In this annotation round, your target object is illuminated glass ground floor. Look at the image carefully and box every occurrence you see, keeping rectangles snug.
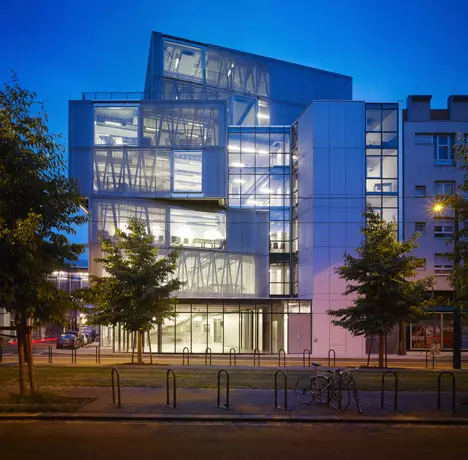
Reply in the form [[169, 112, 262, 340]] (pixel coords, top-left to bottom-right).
[[100, 299, 312, 354]]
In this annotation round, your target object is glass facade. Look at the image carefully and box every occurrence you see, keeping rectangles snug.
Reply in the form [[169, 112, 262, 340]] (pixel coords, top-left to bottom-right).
[[365, 103, 399, 225], [110, 300, 311, 353], [94, 107, 138, 146]]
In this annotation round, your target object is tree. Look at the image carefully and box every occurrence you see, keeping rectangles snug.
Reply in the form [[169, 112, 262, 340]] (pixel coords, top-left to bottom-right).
[[0, 75, 87, 395], [328, 205, 434, 367], [79, 218, 183, 364]]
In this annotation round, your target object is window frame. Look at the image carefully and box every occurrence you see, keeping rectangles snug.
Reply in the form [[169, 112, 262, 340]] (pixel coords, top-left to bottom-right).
[[415, 185, 426, 197], [415, 222, 426, 234], [434, 134, 453, 162], [172, 150, 203, 194], [434, 181, 455, 196]]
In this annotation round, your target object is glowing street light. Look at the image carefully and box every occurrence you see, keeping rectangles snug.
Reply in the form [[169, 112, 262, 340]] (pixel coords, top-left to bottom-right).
[[432, 202, 444, 213]]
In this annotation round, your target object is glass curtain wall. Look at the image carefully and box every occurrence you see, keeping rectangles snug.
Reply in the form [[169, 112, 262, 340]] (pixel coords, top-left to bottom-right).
[[228, 126, 292, 296], [113, 300, 311, 353]]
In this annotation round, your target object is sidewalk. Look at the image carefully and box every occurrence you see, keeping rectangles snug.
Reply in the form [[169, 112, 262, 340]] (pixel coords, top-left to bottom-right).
[[1, 386, 467, 423]]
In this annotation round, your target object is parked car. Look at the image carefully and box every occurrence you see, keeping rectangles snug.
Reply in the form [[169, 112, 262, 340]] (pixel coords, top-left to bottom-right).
[[56, 333, 80, 350]]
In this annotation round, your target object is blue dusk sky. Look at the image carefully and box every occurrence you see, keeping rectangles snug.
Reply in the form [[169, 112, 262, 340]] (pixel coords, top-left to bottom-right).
[[1, 0, 467, 245]]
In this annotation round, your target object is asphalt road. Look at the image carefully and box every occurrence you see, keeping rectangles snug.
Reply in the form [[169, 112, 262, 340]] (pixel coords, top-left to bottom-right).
[[0, 421, 466, 459]]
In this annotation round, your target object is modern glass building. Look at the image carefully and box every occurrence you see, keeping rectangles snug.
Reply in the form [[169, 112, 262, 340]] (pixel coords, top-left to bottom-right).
[[69, 32, 400, 356]]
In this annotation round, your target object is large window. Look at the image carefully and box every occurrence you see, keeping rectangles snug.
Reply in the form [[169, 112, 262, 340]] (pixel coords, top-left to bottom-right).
[[164, 40, 203, 82], [169, 209, 226, 249], [173, 151, 202, 192], [94, 107, 138, 146], [434, 135, 453, 161], [434, 181, 455, 196]]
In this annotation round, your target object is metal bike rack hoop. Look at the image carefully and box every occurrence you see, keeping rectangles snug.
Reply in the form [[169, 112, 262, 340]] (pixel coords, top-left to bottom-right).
[[166, 368, 177, 409], [302, 348, 311, 367], [253, 348, 260, 367], [278, 348, 286, 367], [229, 348, 237, 366], [205, 347, 212, 366], [96, 346, 101, 364], [381, 370, 398, 412], [217, 369, 230, 409], [437, 371, 456, 412], [274, 369, 288, 410], [182, 347, 190, 366], [328, 348, 336, 367], [111, 367, 121, 408], [425, 350, 435, 369]]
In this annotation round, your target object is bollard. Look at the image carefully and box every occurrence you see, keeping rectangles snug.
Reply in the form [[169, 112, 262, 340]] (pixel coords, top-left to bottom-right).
[[166, 368, 176, 409], [302, 348, 311, 367], [48, 346, 53, 364], [229, 348, 237, 366], [96, 346, 101, 364], [182, 347, 190, 366], [425, 350, 435, 369], [278, 348, 286, 367], [205, 347, 212, 366], [111, 367, 121, 408], [274, 369, 288, 410], [328, 349, 336, 367], [253, 348, 260, 367], [437, 371, 456, 412], [381, 370, 398, 412], [217, 369, 230, 409], [71, 348, 77, 364]]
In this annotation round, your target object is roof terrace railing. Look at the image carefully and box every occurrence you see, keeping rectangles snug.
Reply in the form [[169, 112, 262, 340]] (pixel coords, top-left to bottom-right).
[[81, 92, 144, 101]]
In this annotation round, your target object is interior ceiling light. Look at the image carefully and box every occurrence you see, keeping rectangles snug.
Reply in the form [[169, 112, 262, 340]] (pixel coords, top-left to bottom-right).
[[104, 120, 123, 126], [257, 113, 270, 120]]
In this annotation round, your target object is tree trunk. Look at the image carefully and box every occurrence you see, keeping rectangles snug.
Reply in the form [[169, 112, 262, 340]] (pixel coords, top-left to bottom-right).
[[16, 322, 27, 396], [131, 331, 136, 364], [367, 335, 373, 367], [25, 326, 36, 395], [378, 333, 384, 368], [147, 331, 153, 365], [137, 328, 143, 364], [384, 333, 388, 368], [398, 321, 406, 355]]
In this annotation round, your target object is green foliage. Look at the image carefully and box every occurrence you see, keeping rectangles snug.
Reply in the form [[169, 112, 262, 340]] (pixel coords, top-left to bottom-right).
[[0, 74, 87, 324], [79, 217, 183, 333], [328, 205, 434, 337]]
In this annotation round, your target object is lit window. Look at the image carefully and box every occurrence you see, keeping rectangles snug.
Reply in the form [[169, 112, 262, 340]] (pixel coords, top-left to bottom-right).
[[415, 222, 426, 234], [434, 223, 454, 238], [163, 40, 203, 82], [415, 185, 426, 197], [434, 135, 453, 161], [434, 181, 455, 196], [173, 151, 202, 192], [434, 254, 453, 274], [94, 107, 138, 146]]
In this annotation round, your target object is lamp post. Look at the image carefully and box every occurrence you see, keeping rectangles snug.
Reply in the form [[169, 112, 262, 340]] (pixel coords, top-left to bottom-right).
[[433, 199, 462, 369]]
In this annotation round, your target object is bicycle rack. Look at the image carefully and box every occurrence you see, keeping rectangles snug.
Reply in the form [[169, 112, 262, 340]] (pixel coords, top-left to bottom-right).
[[71, 348, 77, 364], [229, 348, 237, 366], [95, 346, 101, 364], [166, 368, 177, 409], [205, 347, 212, 366], [437, 371, 456, 412], [111, 367, 121, 408], [425, 350, 435, 369], [253, 348, 260, 367], [274, 370, 288, 410], [0, 345, 3, 363], [217, 369, 230, 409], [182, 347, 190, 366], [381, 370, 398, 412], [278, 348, 286, 367], [48, 346, 53, 364], [302, 348, 311, 367], [328, 349, 336, 367]]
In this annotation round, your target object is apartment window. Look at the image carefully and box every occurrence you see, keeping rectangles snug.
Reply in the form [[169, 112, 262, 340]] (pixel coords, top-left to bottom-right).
[[434, 135, 453, 161], [415, 185, 426, 197], [415, 222, 426, 234], [434, 222, 454, 238], [416, 259, 426, 270], [434, 254, 453, 274], [434, 181, 455, 196], [173, 151, 202, 192]]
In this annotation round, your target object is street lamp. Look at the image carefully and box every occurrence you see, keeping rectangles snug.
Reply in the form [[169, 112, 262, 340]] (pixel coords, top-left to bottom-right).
[[432, 199, 462, 370]]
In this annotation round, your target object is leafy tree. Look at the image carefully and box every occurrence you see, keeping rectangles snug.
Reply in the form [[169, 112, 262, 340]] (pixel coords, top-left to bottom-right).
[[328, 205, 434, 367], [79, 218, 183, 364], [0, 75, 87, 394]]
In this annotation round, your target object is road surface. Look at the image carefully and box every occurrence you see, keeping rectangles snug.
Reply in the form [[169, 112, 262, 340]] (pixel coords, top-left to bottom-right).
[[0, 421, 466, 459]]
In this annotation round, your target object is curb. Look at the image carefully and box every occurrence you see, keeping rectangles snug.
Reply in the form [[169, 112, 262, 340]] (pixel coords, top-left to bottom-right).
[[1, 412, 468, 425]]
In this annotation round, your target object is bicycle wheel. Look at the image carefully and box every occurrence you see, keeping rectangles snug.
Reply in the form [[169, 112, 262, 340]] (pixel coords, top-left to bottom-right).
[[310, 375, 331, 405], [331, 387, 351, 412], [295, 376, 314, 404]]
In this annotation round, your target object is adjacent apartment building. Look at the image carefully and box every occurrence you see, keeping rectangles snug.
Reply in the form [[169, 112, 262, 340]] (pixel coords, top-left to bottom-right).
[[403, 95, 468, 352], [69, 31, 402, 357]]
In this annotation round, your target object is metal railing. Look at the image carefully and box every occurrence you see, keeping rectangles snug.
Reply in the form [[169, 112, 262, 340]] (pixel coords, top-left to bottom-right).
[[217, 369, 230, 409], [95, 346, 101, 364], [253, 348, 260, 367], [48, 346, 53, 364], [437, 371, 456, 412], [229, 348, 237, 366], [302, 348, 311, 367], [274, 370, 288, 410], [166, 368, 176, 409], [182, 347, 190, 366], [205, 347, 212, 366], [278, 348, 286, 367], [82, 91, 144, 101], [111, 367, 121, 408], [328, 349, 336, 367], [71, 348, 77, 364], [381, 370, 398, 412], [425, 350, 435, 369]]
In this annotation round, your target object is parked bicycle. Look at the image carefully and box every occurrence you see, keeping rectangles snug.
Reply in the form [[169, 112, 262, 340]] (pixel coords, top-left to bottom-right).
[[295, 363, 360, 412]]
